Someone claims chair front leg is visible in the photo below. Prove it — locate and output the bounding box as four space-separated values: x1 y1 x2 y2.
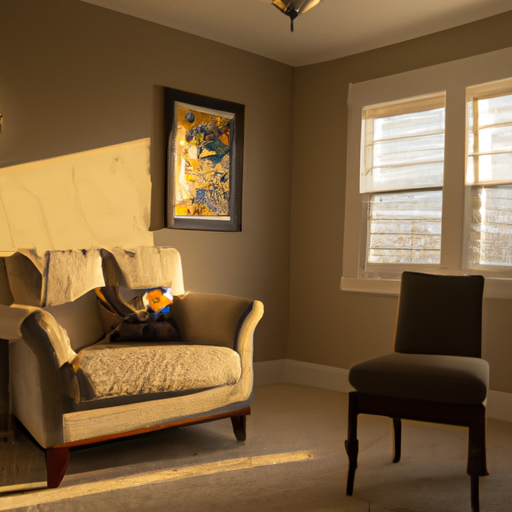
467 405 488 512
467 405 488 477
345 392 359 496
392 417 402 463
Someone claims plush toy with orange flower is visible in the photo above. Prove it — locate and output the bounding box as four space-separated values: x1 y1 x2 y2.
98 285 180 342
142 287 173 315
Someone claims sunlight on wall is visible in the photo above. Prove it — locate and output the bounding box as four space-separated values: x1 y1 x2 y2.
0 138 153 254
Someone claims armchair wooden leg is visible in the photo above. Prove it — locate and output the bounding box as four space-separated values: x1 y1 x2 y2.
46 446 70 488
392 417 402 463
231 415 247 441
345 392 359 496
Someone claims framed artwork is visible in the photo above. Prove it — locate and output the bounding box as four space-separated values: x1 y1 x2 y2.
164 88 245 231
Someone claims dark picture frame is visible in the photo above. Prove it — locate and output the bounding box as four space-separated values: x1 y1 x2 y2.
164 88 245 231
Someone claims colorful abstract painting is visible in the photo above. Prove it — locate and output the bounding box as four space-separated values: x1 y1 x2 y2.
172 102 233 219
165 88 244 232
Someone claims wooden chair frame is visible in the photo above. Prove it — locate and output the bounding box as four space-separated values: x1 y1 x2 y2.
345 392 487 512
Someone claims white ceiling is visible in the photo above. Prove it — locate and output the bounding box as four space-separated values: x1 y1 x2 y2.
80 0 512 67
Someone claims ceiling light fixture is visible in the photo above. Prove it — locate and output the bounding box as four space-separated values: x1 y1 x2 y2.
271 0 323 32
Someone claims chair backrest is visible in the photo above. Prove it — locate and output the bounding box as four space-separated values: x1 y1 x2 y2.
394 272 484 358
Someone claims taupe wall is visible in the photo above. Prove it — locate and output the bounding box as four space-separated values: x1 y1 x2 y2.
0 0 293 363
2 1 512 397
290 11 512 393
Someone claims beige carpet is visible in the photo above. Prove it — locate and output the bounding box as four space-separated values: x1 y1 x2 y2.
0 384 511 511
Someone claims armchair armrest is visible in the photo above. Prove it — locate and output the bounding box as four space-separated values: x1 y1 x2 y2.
0 304 76 368
9 309 77 447
171 292 264 351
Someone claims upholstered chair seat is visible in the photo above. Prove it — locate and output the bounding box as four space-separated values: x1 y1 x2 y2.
349 352 489 405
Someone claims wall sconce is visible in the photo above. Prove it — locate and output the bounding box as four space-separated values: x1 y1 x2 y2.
271 0 323 32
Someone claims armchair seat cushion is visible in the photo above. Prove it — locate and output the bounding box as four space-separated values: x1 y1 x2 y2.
74 342 242 402
349 352 489 405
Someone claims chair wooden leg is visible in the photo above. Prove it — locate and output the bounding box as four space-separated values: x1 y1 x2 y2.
46 446 70 488
470 474 480 512
231 415 247 441
392 417 402 463
466 406 487 512
467 406 488 477
345 392 359 496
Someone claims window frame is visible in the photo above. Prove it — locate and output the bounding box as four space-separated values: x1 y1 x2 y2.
463 78 512 274
360 93 446 272
341 46 512 298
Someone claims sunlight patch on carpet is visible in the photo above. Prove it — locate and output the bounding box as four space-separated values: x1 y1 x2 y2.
0 451 315 510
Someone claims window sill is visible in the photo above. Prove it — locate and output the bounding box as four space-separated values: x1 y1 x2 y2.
340 276 512 299
340 277 400 295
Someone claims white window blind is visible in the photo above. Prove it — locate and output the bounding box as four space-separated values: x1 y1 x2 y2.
361 93 445 194
467 92 512 185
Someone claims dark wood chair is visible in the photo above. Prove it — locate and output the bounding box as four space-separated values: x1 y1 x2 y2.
345 271 488 512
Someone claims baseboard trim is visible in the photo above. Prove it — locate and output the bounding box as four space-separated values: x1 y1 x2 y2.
254 359 512 423
254 359 353 393
487 390 512 423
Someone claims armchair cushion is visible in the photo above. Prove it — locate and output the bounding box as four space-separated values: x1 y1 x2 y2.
349 352 489 405
74 342 242 401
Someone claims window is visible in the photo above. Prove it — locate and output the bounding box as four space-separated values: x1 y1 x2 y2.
361 94 445 271
466 81 512 270
342 46 512 297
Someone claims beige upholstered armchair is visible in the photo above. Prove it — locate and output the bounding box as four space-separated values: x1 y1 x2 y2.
0 247 263 488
